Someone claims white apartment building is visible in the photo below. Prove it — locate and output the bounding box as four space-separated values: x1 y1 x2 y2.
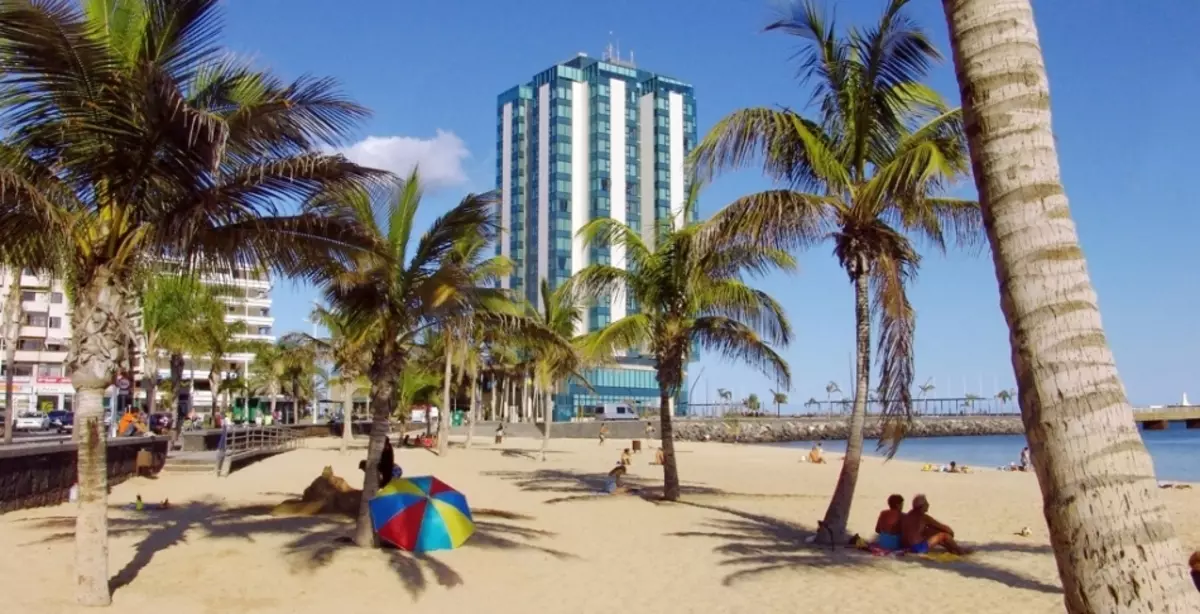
0 267 275 414
0 270 74 413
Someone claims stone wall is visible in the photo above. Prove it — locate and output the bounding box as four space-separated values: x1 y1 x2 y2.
451 416 1025 443
0 436 169 514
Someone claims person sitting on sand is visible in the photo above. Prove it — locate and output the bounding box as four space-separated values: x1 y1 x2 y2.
598 423 609 446
620 448 633 467
651 447 665 466
359 438 400 487
605 464 627 494
1019 447 1031 472
808 442 826 464
899 494 970 555
874 494 905 550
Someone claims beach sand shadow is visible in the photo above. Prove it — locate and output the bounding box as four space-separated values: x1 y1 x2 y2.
668 500 1062 595
484 467 819 506
282 507 577 599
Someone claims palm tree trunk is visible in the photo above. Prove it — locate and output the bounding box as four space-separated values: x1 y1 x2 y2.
522 373 531 422
2 269 21 445
465 366 478 449
658 377 681 501
268 381 278 424
489 372 497 422
355 373 395 548
820 268 870 542
540 388 552 461
341 382 352 454
143 354 157 417
437 335 452 456
69 275 129 606
942 1 1200 609
169 352 185 442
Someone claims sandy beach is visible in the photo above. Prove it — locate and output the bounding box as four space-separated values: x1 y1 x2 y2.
3 435 1198 614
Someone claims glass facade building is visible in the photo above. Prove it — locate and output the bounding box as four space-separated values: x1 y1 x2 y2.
496 53 696 421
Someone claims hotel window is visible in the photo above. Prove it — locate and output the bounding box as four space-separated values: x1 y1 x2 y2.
49 317 61 329
50 292 63 304
20 290 38 301
258 326 272 336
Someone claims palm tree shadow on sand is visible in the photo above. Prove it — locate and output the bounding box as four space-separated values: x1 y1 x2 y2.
666 500 1061 595
25 502 576 601
482 467 821 506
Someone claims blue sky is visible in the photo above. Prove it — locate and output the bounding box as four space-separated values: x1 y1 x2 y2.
219 0 1199 407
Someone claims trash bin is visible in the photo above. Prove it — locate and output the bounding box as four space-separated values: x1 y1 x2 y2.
451 411 464 427
632 440 642 453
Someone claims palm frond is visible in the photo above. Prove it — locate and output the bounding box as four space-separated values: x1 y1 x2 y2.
704 189 836 252
871 245 918 459
691 316 791 389
578 313 652 365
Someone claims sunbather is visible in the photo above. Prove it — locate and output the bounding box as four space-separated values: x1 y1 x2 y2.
874 494 905 550
899 494 971 555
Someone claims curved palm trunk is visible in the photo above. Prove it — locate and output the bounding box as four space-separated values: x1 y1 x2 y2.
540 388 552 461
142 353 157 417
658 378 681 501
942 1 1200 610
820 271 871 541
355 375 395 547
2 269 21 445
437 340 452 456
69 275 128 606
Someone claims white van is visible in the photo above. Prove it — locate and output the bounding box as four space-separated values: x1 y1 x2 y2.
592 403 638 420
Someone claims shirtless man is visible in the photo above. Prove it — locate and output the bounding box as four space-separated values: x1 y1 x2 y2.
899 494 970 555
874 494 905 550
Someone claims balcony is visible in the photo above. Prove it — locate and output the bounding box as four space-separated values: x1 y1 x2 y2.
227 314 274 327
13 349 68 363
19 325 48 337
21 298 48 312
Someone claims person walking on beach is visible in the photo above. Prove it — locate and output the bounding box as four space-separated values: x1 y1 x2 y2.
598 423 609 446
899 494 971 555
644 421 655 443
1019 447 1031 471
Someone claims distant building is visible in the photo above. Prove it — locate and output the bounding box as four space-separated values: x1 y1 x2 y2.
0 266 275 415
495 49 696 420
0 270 73 413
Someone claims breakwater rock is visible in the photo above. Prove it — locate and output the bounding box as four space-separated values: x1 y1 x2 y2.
671 416 1025 444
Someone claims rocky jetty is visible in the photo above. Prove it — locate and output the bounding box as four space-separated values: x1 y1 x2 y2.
671 416 1024 444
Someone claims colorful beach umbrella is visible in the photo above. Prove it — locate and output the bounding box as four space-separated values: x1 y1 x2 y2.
368 476 475 552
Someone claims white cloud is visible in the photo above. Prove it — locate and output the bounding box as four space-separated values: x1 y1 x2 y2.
337 130 470 189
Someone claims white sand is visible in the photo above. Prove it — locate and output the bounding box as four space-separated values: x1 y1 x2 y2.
2 435 1198 614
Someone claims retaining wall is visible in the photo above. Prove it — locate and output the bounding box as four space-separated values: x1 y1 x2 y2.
0 436 169 513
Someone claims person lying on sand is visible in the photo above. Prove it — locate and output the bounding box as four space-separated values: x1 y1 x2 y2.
808 442 826 464
874 494 904 551
899 494 971 555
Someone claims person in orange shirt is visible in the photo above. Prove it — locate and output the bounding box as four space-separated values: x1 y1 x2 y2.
118 410 147 437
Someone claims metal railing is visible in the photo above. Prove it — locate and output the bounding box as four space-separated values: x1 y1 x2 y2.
216 425 301 476
682 397 1022 418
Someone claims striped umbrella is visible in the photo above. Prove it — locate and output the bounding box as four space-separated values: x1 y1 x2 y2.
368 476 475 552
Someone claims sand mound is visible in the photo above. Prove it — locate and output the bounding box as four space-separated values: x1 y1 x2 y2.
271 465 361 517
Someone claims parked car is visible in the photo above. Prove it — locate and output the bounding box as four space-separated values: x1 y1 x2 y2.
48 410 74 433
14 411 49 431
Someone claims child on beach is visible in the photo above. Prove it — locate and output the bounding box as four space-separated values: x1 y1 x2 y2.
604 464 627 494
651 447 665 466
598 424 609 446
620 448 633 467
873 494 904 551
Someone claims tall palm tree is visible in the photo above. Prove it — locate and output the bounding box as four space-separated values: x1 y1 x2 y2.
824 381 841 404
2 269 24 444
0 2 380 602
770 389 787 417
527 279 588 461
941 1 1200 609
574 186 793 501
316 170 547 546
197 302 249 417
140 274 212 419
250 342 288 422
306 305 370 452
691 0 982 541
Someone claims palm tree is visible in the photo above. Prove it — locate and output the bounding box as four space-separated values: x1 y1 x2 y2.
995 388 1015 406
917 379 936 399
251 342 289 423
0 3 380 602
824 381 841 405
716 388 732 414
316 170 545 546
527 279 588 461
960 393 982 412
770 389 788 417
140 274 213 420
2 269 24 444
574 185 793 501
197 302 249 417
745 393 762 413
941 1 1200 608
306 305 370 453
691 0 982 541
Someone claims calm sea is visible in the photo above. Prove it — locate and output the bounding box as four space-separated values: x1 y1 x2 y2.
774 421 1200 482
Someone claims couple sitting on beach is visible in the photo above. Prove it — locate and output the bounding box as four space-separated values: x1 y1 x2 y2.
874 494 971 555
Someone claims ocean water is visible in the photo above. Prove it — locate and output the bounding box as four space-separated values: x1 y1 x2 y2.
775 421 1200 482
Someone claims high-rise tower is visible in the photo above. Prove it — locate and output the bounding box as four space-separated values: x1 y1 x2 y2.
495 50 696 419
